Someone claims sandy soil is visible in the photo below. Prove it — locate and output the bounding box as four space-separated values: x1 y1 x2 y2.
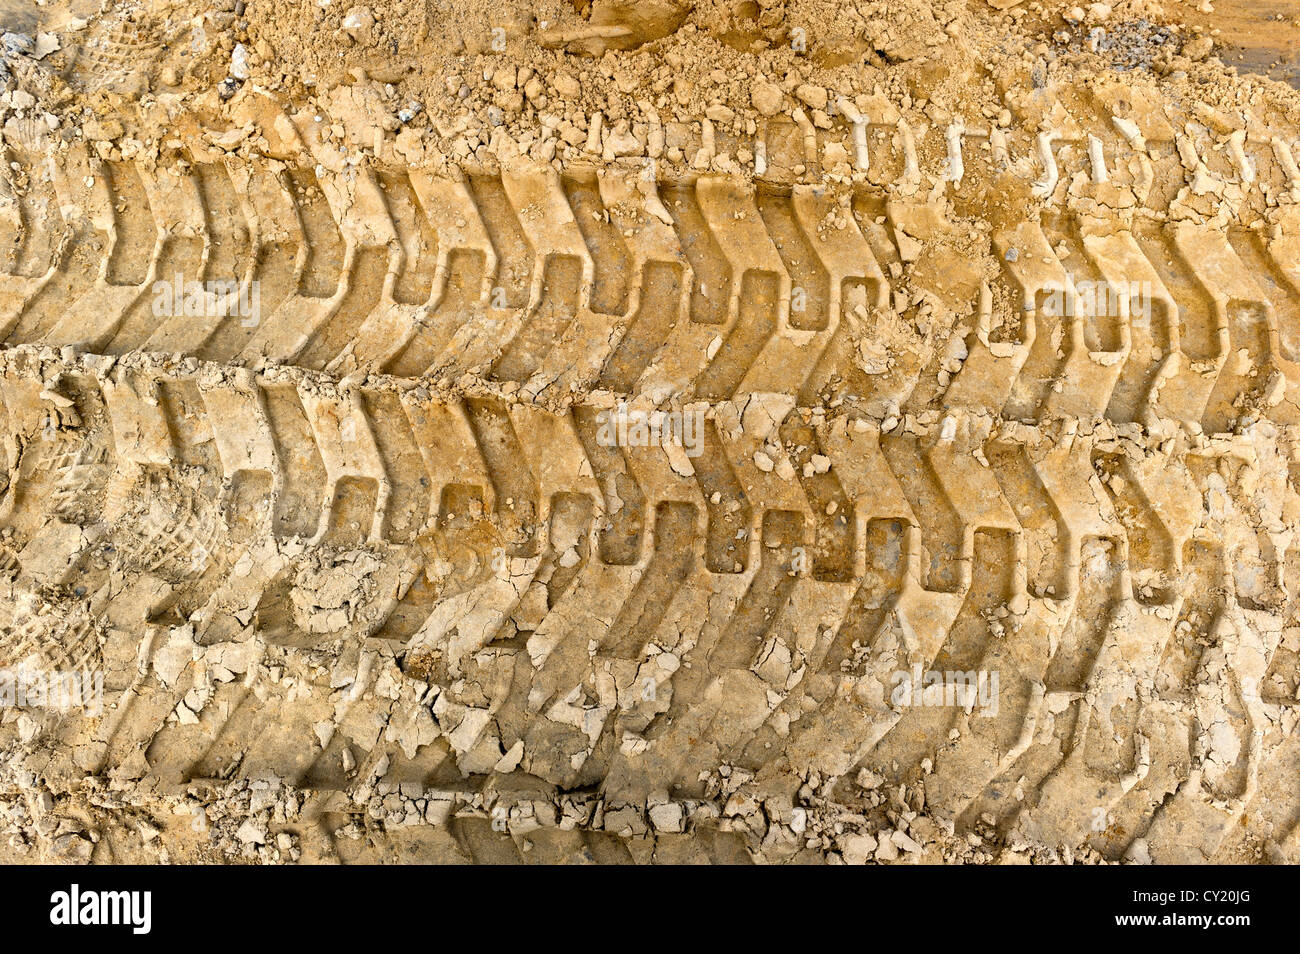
0 0 1297 865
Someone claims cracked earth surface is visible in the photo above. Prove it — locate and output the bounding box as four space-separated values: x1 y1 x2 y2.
0 0 1298 864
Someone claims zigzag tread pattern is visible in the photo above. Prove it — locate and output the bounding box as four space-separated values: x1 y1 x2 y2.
3 94 1300 428
4 88 1300 863
0 339 1295 863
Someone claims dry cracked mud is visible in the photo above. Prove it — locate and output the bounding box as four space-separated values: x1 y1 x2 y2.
0 0 1297 866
